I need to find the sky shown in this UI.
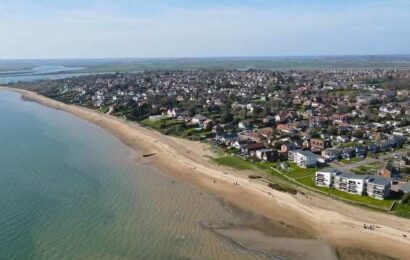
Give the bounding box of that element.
[0,0,409,59]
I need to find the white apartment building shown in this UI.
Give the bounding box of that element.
[288,150,320,168]
[315,168,392,200]
[334,172,368,195]
[367,178,392,200]
[315,168,343,187]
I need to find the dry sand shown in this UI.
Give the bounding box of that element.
[3,87,410,259]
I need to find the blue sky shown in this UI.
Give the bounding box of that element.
[0,0,409,59]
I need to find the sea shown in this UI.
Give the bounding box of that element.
[0,90,270,259]
[0,65,93,84]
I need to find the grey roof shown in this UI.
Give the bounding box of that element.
[293,150,320,158]
[368,177,391,186]
[338,172,368,180]
[400,183,410,193]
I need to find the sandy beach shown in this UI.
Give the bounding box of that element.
[3,87,410,259]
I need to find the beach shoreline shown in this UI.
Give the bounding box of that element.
[2,86,410,259]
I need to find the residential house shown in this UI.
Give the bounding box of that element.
[191,114,208,126]
[399,152,410,166]
[215,133,237,146]
[262,116,275,126]
[280,142,297,156]
[354,145,367,158]
[232,139,251,150]
[379,161,400,179]
[238,120,253,130]
[339,147,355,159]
[336,136,350,143]
[321,148,341,161]
[167,107,183,118]
[255,148,278,162]
[310,138,330,153]
[242,143,266,157]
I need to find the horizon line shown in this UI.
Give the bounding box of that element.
[2,53,410,62]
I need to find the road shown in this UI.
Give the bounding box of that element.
[329,146,409,171]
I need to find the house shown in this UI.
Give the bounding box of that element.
[310,138,330,153]
[238,120,253,130]
[262,116,275,126]
[215,133,237,145]
[334,172,368,195]
[331,114,352,123]
[399,152,410,166]
[275,111,296,123]
[288,150,320,168]
[280,142,297,155]
[379,161,400,179]
[232,139,250,150]
[367,143,380,154]
[336,136,350,143]
[257,127,275,138]
[255,148,278,162]
[191,114,208,125]
[177,111,192,122]
[167,107,183,118]
[212,124,224,133]
[276,123,299,134]
[321,148,341,161]
[242,143,266,157]
[354,145,367,158]
[339,147,355,159]
[315,168,343,187]
[203,119,214,130]
[367,177,392,200]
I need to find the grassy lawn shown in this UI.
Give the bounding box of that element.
[281,163,317,179]
[340,157,361,164]
[213,155,255,170]
[212,155,287,181]
[351,162,383,175]
[393,203,410,218]
[181,127,200,136]
[98,106,110,113]
[140,118,183,130]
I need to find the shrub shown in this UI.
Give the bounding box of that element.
[401,192,410,204]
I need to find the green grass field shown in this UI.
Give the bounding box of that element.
[283,163,317,178]
[393,203,410,218]
[340,157,361,164]
[213,156,255,170]
[140,118,183,129]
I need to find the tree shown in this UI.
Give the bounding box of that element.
[221,112,234,123]
[326,126,338,136]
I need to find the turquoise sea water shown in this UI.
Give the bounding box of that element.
[0,91,267,260]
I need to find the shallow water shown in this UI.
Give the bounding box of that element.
[0,65,91,84]
[0,91,271,259]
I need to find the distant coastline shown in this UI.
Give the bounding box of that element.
[2,86,410,259]
[2,55,410,76]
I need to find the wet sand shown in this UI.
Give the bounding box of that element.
[2,87,410,259]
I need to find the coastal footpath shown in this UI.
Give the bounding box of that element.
[2,86,410,259]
